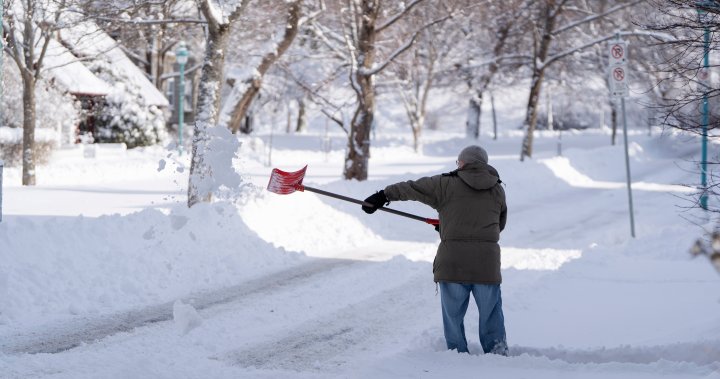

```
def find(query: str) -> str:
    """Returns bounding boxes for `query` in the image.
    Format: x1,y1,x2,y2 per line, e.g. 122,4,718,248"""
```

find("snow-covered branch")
93,16,207,25
376,0,426,33
321,108,349,134
552,0,645,36
543,29,677,69
200,0,250,27
359,14,450,77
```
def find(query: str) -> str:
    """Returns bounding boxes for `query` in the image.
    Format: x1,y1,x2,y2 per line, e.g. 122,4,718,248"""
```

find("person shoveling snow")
362,145,508,356
266,145,506,355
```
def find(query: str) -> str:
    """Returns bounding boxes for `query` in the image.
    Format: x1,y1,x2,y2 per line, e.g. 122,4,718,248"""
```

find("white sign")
610,66,629,98
609,39,629,98
609,40,627,66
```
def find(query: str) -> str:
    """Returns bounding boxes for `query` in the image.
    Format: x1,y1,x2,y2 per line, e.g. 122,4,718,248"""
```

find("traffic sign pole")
621,97,636,238
609,33,636,238
701,21,710,210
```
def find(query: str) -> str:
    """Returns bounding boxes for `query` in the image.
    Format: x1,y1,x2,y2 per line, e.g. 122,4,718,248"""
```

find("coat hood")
457,162,501,190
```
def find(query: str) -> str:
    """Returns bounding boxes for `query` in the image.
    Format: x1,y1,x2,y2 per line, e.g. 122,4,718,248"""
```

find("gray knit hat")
458,145,488,165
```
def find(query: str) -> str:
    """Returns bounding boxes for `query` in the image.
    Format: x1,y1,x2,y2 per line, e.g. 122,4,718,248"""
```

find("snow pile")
0,201,305,328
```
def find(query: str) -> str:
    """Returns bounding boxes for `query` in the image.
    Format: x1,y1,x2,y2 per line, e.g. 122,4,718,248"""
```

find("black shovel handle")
298,185,439,226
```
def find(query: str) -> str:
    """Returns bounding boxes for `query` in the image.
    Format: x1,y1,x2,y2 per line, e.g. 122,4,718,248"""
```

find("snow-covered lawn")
1,128,718,378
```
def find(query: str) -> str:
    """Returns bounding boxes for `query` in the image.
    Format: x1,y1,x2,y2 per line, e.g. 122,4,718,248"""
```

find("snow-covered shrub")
90,58,168,149
0,127,57,167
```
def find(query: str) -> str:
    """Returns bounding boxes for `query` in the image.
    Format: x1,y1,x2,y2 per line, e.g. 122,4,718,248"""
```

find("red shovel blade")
267,165,307,194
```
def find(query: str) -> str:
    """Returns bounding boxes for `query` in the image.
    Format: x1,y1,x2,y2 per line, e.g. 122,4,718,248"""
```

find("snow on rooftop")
43,38,112,97
59,21,169,107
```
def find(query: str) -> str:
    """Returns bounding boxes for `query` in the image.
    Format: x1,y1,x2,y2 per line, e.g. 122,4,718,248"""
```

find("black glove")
434,223,440,233
362,190,388,214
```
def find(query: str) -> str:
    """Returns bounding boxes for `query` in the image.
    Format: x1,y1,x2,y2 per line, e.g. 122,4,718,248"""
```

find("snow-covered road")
1,130,719,378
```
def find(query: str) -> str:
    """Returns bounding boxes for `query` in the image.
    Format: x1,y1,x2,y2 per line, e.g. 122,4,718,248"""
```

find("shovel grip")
298,185,439,226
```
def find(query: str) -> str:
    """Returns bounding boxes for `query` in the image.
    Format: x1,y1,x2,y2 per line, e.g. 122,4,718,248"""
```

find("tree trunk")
411,118,422,152
343,0,379,181
21,73,37,186
187,24,231,207
520,1,560,161
520,70,547,161
466,94,481,139
296,97,307,133
344,74,375,181
491,93,498,140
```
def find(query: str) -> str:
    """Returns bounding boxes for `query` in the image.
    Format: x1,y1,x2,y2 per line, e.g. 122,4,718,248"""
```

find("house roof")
58,21,169,107
44,38,113,97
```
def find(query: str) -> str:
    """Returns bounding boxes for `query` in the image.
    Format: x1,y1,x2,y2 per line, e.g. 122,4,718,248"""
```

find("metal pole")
1,1,4,223
701,24,710,210
490,93,498,140
178,62,185,155
621,97,636,238
1,0,5,130
0,160,3,223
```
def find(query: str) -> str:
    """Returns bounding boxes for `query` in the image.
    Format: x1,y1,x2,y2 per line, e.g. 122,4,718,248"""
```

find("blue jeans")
439,282,508,355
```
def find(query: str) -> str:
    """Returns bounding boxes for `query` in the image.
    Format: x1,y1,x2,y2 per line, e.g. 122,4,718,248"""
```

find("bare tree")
312,0,449,180
519,0,644,161
187,0,250,207
392,30,439,153
3,0,69,185
641,0,720,210
226,0,303,134
388,10,460,152
454,0,528,140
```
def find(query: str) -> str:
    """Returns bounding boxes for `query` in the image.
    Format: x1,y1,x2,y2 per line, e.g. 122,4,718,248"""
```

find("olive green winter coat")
384,162,507,284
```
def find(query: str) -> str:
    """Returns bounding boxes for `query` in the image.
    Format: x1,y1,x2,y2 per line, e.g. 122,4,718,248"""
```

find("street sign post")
695,1,717,210
609,35,636,238
609,40,629,98
0,160,4,223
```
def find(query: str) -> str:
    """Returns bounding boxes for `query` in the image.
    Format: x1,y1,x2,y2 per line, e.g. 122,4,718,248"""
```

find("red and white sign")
610,67,629,97
609,40,627,67
609,39,629,98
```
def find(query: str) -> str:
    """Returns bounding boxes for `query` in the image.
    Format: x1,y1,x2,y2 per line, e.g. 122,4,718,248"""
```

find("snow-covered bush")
90,58,168,149
0,127,57,167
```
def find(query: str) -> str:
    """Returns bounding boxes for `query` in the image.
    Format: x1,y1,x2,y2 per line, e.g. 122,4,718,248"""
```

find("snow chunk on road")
173,299,202,335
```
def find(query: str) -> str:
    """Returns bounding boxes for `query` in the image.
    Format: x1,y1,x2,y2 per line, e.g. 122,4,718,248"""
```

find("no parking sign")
609,40,629,98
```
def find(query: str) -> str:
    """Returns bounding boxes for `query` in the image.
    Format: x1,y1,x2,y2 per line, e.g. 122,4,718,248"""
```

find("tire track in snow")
225,272,434,373
0,258,358,355
513,341,720,367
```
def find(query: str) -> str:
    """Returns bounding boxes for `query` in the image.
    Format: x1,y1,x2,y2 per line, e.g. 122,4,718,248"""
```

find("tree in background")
77,0,203,92
0,55,80,162
642,0,720,210
225,0,303,134
310,0,449,181
518,0,644,161
385,14,456,153
187,0,250,207
3,0,70,185
453,0,529,140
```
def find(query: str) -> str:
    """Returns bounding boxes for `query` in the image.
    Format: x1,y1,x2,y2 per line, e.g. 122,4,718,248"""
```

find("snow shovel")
267,166,439,226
